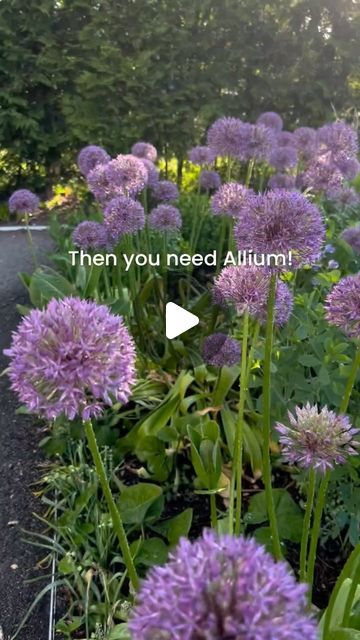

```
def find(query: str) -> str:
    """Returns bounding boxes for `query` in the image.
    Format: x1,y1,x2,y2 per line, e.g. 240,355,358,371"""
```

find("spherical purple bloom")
293,127,317,160
327,186,360,209
276,403,359,473
213,265,293,326
140,159,160,188
148,205,182,232
276,131,295,148
77,145,110,177
72,221,109,250
341,225,360,253
199,170,221,191
207,117,245,158
103,196,145,242
268,174,296,190
87,162,113,203
256,111,283,133
131,141,157,163
269,146,298,170
4,297,136,421
129,530,316,640
105,154,148,197
334,154,360,180
301,154,344,195
234,190,325,270
188,146,216,166
325,273,360,339
152,180,179,202
8,189,40,215
202,333,240,367
238,123,275,162
317,122,358,157
211,182,253,218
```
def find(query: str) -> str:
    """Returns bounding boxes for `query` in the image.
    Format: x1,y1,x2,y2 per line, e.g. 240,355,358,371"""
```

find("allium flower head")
140,159,160,188
327,186,360,209
72,221,109,250
341,225,360,253
238,123,275,162
268,174,296,190
334,154,360,180
269,146,298,170
211,182,253,218
188,146,216,165
199,170,221,191
276,403,359,473
325,273,360,339
8,189,40,215
103,196,145,242
202,333,240,367
152,180,179,202
277,131,295,148
293,127,317,160
129,530,317,640
256,111,283,133
213,265,293,326
301,154,344,194
148,205,182,232
77,145,110,177
105,154,148,197
317,122,358,157
4,297,136,421
131,141,157,163
234,190,325,270
87,162,112,203
207,117,245,158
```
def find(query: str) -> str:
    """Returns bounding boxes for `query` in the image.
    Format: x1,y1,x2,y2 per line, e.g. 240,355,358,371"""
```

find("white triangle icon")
165,302,199,339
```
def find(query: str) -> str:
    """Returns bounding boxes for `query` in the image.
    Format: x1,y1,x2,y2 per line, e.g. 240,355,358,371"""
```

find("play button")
165,302,199,339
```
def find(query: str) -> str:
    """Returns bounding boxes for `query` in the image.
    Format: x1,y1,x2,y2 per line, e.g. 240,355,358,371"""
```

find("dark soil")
0,230,54,640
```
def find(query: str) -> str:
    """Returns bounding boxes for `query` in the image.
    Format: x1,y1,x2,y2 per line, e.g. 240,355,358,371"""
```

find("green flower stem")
342,556,360,627
245,158,255,188
216,216,227,275
299,467,316,582
234,309,250,535
307,343,360,600
162,231,168,305
210,493,218,531
323,544,360,638
245,322,260,382
24,213,38,268
262,273,282,559
83,420,139,591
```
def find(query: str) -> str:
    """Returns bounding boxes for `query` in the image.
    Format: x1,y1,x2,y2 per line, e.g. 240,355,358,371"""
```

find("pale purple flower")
152,180,179,202
77,145,110,176
234,190,325,270
237,123,275,162
207,117,245,158
328,260,339,270
269,146,298,170
188,146,216,165
325,273,360,338
327,186,360,209
199,170,221,191
324,244,335,254
256,111,283,133
211,182,253,217
131,141,157,163
341,225,360,253
105,154,148,197
317,122,358,157
268,174,296,190
293,127,317,160
72,221,109,250
87,162,113,203
129,530,316,640
103,196,145,242
276,403,359,473
148,205,182,232
8,189,40,215
140,159,160,188
301,154,344,194
213,265,293,326
202,333,240,367
334,154,360,180
276,131,295,148
4,297,136,421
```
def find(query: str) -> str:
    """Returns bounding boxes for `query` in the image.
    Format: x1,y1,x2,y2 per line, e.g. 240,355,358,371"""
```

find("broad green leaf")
155,508,193,545
118,483,163,525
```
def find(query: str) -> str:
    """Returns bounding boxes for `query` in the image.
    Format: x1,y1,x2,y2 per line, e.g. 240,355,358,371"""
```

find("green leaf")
132,537,169,567
298,354,320,367
108,624,132,640
118,483,163,525
246,489,303,542
28,267,75,307
155,508,193,545
326,629,360,640
58,555,77,575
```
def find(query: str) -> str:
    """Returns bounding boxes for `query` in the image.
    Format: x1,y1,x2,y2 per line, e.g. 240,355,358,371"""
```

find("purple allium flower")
202,333,240,367
317,122,358,157
211,182,253,218
234,190,325,270
327,186,360,209
268,174,296,190
77,145,110,177
148,204,182,232
131,141,157,163
199,170,221,191
207,117,245,158
129,530,317,640
324,244,335,254
333,154,360,180
276,403,359,473
213,265,293,326
140,159,160,188
293,127,317,160
269,146,298,170
341,225,360,253
325,273,360,339
72,221,109,250
105,154,148,197
103,196,145,242
87,163,113,203
4,297,136,421
8,189,40,215
152,180,179,202
301,154,344,194
256,111,283,133
276,131,295,148
188,145,216,166
238,123,275,162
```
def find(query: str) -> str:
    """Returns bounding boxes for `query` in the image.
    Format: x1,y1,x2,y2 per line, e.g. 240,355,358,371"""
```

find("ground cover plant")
4,112,360,639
